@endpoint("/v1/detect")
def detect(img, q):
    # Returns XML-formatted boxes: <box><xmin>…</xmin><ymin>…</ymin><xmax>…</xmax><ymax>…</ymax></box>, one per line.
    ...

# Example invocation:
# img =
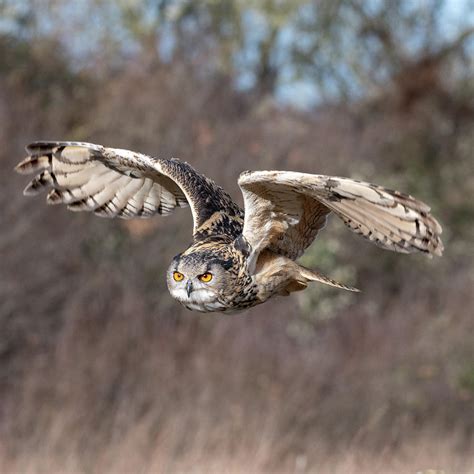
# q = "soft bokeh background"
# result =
<box><xmin>1</xmin><ymin>1</ymin><xmax>473</xmax><ymax>472</ymax></box>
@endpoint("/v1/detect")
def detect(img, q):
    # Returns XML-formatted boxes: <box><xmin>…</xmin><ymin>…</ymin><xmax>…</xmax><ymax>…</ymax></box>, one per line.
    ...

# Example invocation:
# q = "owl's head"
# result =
<box><xmin>166</xmin><ymin>251</ymin><xmax>235</xmax><ymax>312</ymax></box>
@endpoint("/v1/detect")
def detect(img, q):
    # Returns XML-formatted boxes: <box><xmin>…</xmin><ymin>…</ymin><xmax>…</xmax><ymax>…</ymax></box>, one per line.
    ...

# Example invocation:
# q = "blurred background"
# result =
<box><xmin>0</xmin><ymin>0</ymin><xmax>473</xmax><ymax>472</ymax></box>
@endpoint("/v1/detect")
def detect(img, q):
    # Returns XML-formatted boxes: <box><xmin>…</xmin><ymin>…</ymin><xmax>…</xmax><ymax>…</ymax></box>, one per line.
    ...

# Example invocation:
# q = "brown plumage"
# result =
<box><xmin>15</xmin><ymin>141</ymin><xmax>443</xmax><ymax>313</ymax></box>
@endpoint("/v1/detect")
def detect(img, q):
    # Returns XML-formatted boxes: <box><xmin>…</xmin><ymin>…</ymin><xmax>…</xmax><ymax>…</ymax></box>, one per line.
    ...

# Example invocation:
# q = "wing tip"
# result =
<box><xmin>431</xmin><ymin>238</ymin><xmax>444</xmax><ymax>257</ymax></box>
<box><xmin>22</xmin><ymin>183</ymin><xmax>38</xmax><ymax>196</ymax></box>
<box><xmin>25</xmin><ymin>141</ymin><xmax>57</xmax><ymax>154</ymax></box>
<box><xmin>23</xmin><ymin>177</ymin><xmax>47</xmax><ymax>195</ymax></box>
<box><xmin>46</xmin><ymin>189</ymin><xmax>63</xmax><ymax>205</ymax></box>
<box><xmin>14</xmin><ymin>159</ymin><xmax>31</xmax><ymax>175</ymax></box>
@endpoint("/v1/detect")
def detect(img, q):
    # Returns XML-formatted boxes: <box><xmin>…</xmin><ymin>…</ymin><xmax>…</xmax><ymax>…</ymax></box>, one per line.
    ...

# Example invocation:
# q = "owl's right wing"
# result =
<box><xmin>238</xmin><ymin>170</ymin><xmax>443</xmax><ymax>268</ymax></box>
<box><xmin>15</xmin><ymin>142</ymin><xmax>243</xmax><ymax>238</ymax></box>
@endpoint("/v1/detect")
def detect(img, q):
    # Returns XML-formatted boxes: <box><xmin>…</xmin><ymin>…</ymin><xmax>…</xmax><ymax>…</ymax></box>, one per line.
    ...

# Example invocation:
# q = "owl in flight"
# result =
<box><xmin>15</xmin><ymin>142</ymin><xmax>443</xmax><ymax>313</ymax></box>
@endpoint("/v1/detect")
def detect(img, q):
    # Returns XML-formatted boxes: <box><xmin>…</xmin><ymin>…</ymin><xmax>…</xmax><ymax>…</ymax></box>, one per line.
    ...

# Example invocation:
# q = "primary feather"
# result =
<box><xmin>16</xmin><ymin>142</ymin><xmax>188</xmax><ymax>218</ymax></box>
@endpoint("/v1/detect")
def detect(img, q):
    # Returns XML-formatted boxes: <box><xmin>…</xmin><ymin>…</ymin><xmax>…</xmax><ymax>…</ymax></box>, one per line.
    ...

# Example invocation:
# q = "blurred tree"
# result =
<box><xmin>5</xmin><ymin>0</ymin><xmax>471</xmax><ymax>106</ymax></box>
<box><xmin>90</xmin><ymin>0</ymin><xmax>473</xmax><ymax>127</ymax></box>
<box><xmin>291</xmin><ymin>0</ymin><xmax>474</xmax><ymax>102</ymax></box>
<box><xmin>114</xmin><ymin>0</ymin><xmax>307</xmax><ymax>96</ymax></box>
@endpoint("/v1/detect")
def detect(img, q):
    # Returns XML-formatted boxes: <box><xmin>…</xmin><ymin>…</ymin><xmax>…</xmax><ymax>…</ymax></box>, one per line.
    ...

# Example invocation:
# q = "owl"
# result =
<box><xmin>15</xmin><ymin>142</ymin><xmax>443</xmax><ymax>313</ymax></box>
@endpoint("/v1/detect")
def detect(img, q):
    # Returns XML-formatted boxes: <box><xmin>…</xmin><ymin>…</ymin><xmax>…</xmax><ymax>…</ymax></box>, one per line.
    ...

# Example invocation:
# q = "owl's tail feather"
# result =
<box><xmin>279</xmin><ymin>264</ymin><xmax>360</xmax><ymax>295</ymax></box>
<box><xmin>257</xmin><ymin>253</ymin><xmax>359</xmax><ymax>297</ymax></box>
<box><xmin>297</xmin><ymin>265</ymin><xmax>360</xmax><ymax>292</ymax></box>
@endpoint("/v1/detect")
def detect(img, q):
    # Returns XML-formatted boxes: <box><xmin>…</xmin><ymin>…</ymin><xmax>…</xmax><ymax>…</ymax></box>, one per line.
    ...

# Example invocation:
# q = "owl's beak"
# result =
<box><xmin>186</xmin><ymin>280</ymin><xmax>194</xmax><ymax>297</ymax></box>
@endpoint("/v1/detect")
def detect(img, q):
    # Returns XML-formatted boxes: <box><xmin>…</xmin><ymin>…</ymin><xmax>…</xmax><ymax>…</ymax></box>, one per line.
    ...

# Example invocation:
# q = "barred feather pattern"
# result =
<box><xmin>16</xmin><ymin>142</ymin><xmax>243</xmax><ymax>240</ymax></box>
<box><xmin>15</xmin><ymin>142</ymin><xmax>188</xmax><ymax>219</ymax></box>
<box><xmin>239</xmin><ymin>171</ymin><xmax>443</xmax><ymax>260</ymax></box>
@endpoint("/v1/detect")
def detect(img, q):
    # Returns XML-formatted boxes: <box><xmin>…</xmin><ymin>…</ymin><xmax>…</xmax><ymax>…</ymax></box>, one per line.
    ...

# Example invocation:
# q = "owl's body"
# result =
<box><xmin>15</xmin><ymin>142</ymin><xmax>443</xmax><ymax>313</ymax></box>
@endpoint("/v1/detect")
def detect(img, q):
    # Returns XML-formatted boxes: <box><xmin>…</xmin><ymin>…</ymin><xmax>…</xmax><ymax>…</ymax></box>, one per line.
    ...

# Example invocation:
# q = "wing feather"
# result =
<box><xmin>15</xmin><ymin>141</ymin><xmax>242</xmax><ymax>238</ymax></box>
<box><xmin>238</xmin><ymin>171</ymin><xmax>443</xmax><ymax>263</ymax></box>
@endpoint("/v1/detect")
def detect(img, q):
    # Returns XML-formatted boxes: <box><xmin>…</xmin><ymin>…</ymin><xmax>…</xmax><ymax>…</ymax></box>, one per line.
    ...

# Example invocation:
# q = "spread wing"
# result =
<box><xmin>15</xmin><ymin>141</ymin><xmax>243</xmax><ymax>239</ymax></box>
<box><xmin>238</xmin><ymin>170</ymin><xmax>443</xmax><ymax>265</ymax></box>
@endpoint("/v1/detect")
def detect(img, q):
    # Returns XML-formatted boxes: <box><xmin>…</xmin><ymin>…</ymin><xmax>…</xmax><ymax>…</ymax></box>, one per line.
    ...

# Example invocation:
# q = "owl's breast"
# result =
<box><xmin>183</xmin><ymin>301</ymin><xmax>227</xmax><ymax>313</ymax></box>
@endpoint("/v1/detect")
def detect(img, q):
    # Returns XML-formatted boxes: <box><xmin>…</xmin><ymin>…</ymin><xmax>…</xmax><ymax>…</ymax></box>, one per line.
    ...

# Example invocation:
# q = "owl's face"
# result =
<box><xmin>166</xmin><ymin>252</ymin><xmax>234</xmax><ymax>312</ymax></box>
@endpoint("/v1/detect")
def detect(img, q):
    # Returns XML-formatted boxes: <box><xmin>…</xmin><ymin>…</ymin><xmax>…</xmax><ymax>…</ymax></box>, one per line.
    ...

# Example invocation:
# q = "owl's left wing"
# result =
<box><xmin>15</xmin><ymin>142</ymin><xmax>243</xmax><ymax>238</ymax></box>
<box><xmin>238</xmin><ymin>170</ymin><xmax>443</xmax><ymax>267</ymax></box>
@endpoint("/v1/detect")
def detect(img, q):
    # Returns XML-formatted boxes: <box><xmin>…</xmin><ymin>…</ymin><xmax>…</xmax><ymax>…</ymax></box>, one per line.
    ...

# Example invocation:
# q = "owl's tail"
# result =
<box><xmin>256</xmin><ymin>253</ymin><xmax>359</xmax><ymax>298</ymax></box>
<box><xmin>277</xmin><ymin>263</ymin><xmax>360</xmax><ymax>296</ymax></box>
<box><xmin>296</xmin><ymin>265</ymin><xmax>360</xmax><ymax>292</ymax></box>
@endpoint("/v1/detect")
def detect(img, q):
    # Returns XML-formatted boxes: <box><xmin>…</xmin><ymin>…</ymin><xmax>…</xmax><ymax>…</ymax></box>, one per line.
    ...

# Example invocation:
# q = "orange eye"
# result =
<box><xmin>199</xmin><ymin>273</ymin><xmax>213</xmax><ymax>283</ymax></box>
<box><xmin>173</xmin><ymin>271</ymin><xmax>184</xmax><ymax>282</ymax></box>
